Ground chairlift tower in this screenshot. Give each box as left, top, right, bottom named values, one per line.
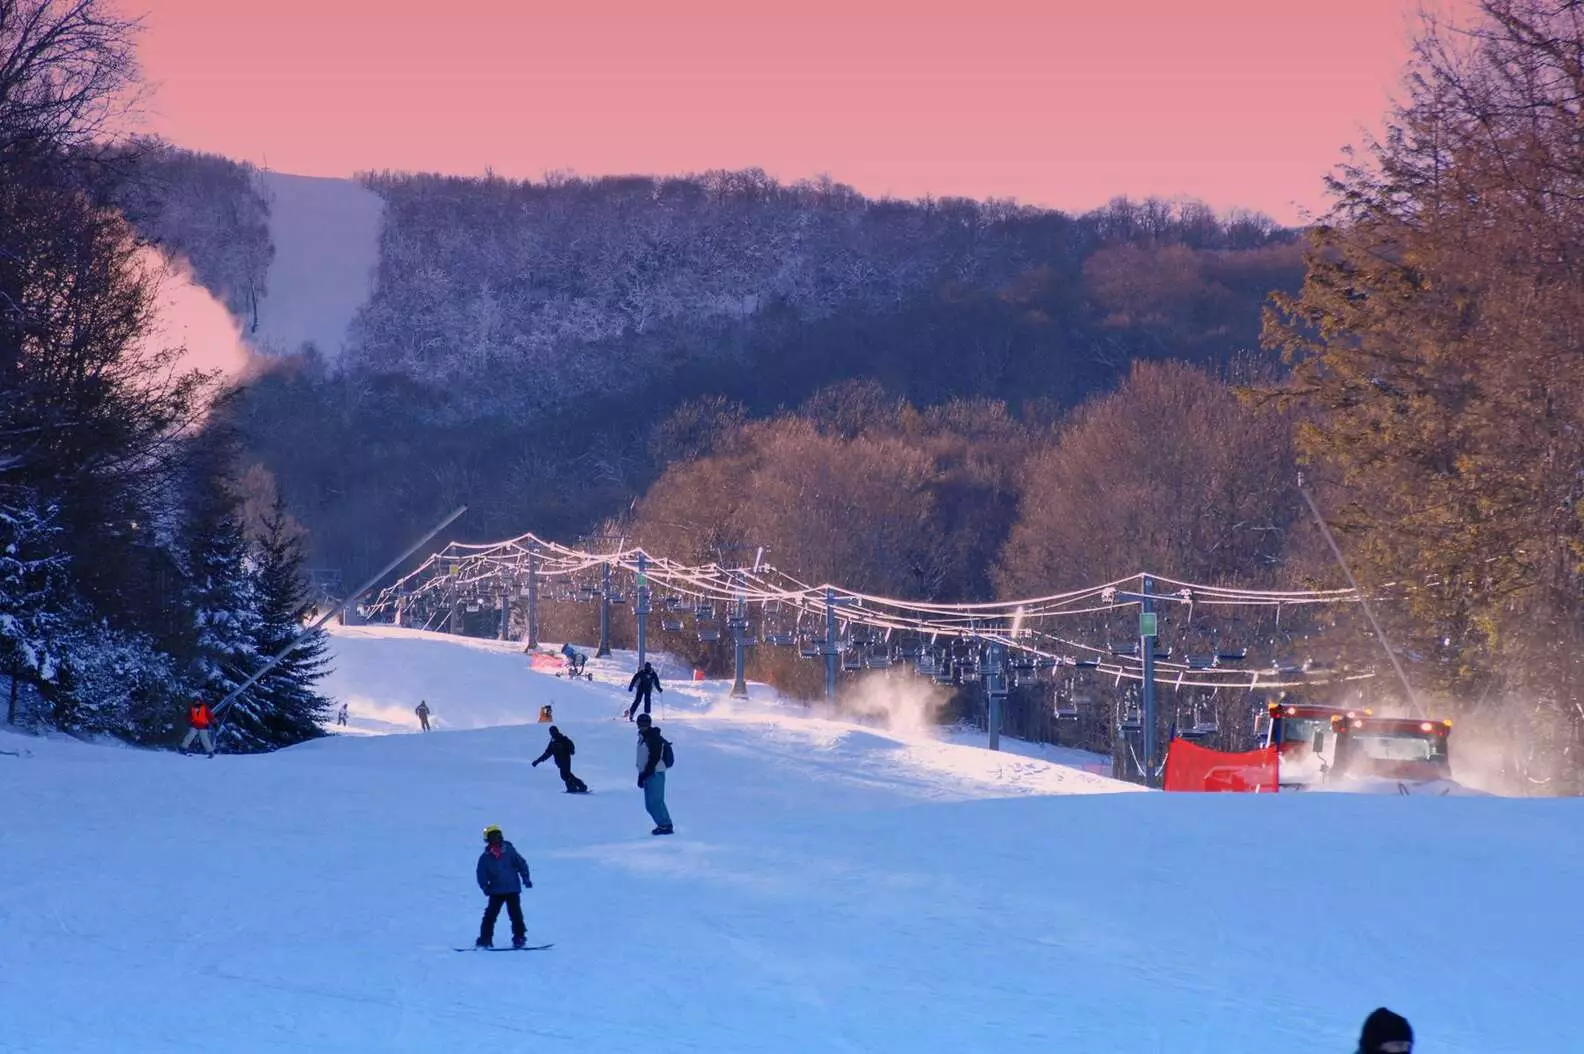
left=578, top=533, right=625, bottom=659
left=1114, top=575, right=1160, bottom=787
left=524, top=545, right=540, bottom=648
left=822, top=587, right=856, bottom=703
left=986, top=641, right=1008, bottom=751
left=635, top=551, right=650, bottom=670
left=716, top=545, right=766, bottom=699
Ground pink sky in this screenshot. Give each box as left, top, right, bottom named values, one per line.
left=132, top=0, right=1423, bottom=225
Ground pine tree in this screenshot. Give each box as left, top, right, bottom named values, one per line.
left=181, top=438, right=263, bottom=748
left=0, top=492, right=69, bottom=725
left=239, top=497, right=332, bottom=748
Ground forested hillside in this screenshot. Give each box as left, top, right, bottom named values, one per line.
left=195, top=171, right=1296, bottom=579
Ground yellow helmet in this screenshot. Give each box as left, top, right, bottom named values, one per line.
left=482, top=824, right=502, bottom=841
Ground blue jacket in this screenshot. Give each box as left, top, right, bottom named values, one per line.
left=477, top=840, right=532, bottom=895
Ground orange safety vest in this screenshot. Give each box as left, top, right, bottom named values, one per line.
left=190, top=702, right=211, bottom=729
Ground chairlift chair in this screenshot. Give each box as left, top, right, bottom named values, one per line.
left=1119, top=701, right=1143, bottom=733
left=865, top=650, right=894, bottom=670
left=660, top=617, right=685, bottom=633
left=797, top=637, right=824, bottom=659
left=1111, top=641, right=1140, bottom=658
left=841, top=650, right=864, bottom=672
left=695, top=603, right=716, bottom=621
left=1190, top=700, right=1220, bottom=737
left=696, top=621, right=721, bottom=643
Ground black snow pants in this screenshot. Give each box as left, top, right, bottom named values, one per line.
left=479, top=893, right=525, bottom=945
left=627, top=687, right=653, bottom=720
left=556, top=761, right=588, bottom=793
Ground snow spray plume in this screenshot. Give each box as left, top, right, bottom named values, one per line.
left=138, top=249, right=259, bottom=387
left=833, top=672, right=952, bottom=738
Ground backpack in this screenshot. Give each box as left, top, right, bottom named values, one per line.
left=661, top=737, right=675, bottom=769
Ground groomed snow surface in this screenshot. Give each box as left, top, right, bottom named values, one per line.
left=2, top=624, right=1574, bottom=1052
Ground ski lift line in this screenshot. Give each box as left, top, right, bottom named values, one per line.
left=366, top=533, right=1367, bottom=644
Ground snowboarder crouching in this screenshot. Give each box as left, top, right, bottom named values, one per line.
left=180, top=697, right=216, bottom=757
left=532, top=726, right=588, bottom=793
left=635, top=713, right=674, bottom=835
left=476, top=825, right=532, bottom=948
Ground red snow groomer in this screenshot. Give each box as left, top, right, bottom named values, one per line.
left=1328, top=713, right=1454, bottom=784
left=1253, top=699, right=1368, bottom=789
left=1254, top=699, right=1453, bottom=788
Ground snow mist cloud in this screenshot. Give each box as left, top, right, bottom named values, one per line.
left=835, top=672, right=952, bottom=739
left=139, top=249, right=255, bottom=382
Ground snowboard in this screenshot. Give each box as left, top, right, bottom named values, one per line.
left=455, top=944, right=553, bottom=952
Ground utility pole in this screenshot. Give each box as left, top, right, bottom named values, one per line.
left=986, top=641, right=1007, bottom=751
left=636, top=551, right=650, bottom=670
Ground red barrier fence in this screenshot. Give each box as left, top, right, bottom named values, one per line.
left=1163, top=739, right=1279, bottom=793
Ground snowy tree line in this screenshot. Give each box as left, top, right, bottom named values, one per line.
left=0, top=0, right=328, bottom=751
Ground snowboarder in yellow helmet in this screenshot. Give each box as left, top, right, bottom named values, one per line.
left=474, top=825, right=532, bottom=948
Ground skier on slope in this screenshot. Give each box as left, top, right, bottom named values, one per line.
left=415, top=700, right=431, bottom=732
left=336, top=702, right=348, bottom=726
left=626, top=661, right=662, bottom=721
left=180, top=696, right=216, bottom=757
left=1356, top=1008, right=1413, bottom=1054
left=475, top=824, right=533, bottom=949
left=531, top=726, right=588, bottom=793
left=635, top=713, right=674, bottom=835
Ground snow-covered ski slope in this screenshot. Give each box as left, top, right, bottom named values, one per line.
left=2, top=624, right=1576, bottom=1052
left=247, top=172, right=382, bottom=360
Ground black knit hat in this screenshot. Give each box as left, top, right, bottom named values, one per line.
left=1359, top=1008, right=1413, bottom=1054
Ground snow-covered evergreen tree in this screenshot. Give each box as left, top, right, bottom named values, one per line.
left=230, top=498, right=331, bottom=749
left=181, top=443, right=263, bottom=744
left=0, top=494, right=69, bottom=725
left=47, top=622, right=178, bottom=739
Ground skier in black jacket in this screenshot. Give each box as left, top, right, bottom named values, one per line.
left=626, top=661, right=662, bottom=720
left=475, top=825, right=532, bottom=948
left=531, top=726, right=587, bottom=793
